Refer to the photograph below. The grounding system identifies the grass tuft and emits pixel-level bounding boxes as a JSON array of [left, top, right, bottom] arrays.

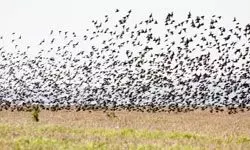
[[31, 106, 40, 122]]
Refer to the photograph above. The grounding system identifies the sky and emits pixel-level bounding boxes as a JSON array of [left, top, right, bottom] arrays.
[[0, 0, 250, 43], [0, 0, 249, 104]]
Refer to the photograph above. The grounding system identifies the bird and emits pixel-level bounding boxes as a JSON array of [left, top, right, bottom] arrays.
[[0, 11, 249, 114]]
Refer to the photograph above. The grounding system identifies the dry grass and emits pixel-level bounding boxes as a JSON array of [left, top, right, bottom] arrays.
[[0, 110, 249, 150]]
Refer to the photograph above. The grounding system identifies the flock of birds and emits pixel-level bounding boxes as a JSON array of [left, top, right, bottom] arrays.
[[0, 10, 250, 114]]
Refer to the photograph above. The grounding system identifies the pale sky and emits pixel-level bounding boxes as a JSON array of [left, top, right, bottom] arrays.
[[0, 0, 250, 42], [0, 0, 249, 104]]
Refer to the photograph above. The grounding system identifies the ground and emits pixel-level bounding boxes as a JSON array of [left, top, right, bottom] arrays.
[[0, 110, 249, 150]]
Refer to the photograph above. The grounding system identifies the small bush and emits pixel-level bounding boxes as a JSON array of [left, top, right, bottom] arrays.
[[106, 112, 118, 119], [32, 106, 40, 122]]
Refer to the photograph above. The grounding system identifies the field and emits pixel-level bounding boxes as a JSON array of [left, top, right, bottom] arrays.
[[0, 110, 249, 150]]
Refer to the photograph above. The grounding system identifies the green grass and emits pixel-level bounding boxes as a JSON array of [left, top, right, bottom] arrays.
[[0, 124, 249, 150], [0, 111, 249, 150]]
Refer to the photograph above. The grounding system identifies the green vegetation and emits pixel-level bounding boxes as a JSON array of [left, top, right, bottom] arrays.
[[31, 106, 40, 122], [0, 111, 249, 150]]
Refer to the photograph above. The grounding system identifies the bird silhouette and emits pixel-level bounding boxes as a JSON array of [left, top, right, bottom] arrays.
[[0, 10, 249, 114]]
